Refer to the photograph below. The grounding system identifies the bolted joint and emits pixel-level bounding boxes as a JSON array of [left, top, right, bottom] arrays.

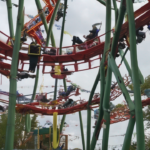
[[38, 9, 43, 14]]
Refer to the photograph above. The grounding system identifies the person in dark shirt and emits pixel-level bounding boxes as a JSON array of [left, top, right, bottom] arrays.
[[72, 26, 99, 45], [17, 72, 36, 80], [0, 105, 5, 112]]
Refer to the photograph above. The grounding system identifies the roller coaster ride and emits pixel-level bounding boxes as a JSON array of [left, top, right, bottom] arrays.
[[0, 0, 150, 149]]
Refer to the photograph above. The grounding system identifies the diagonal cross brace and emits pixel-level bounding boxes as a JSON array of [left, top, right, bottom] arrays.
[[119, 49, 144, 84], [108, 54, 135, 115]]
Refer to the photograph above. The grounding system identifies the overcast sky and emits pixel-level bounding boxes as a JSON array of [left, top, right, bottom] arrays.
[[0, 0, 149, 149]]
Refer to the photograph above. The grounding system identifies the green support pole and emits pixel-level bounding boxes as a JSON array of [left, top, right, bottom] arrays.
[[51, 31, 56, 48], [88, 69, 100, 105], [31, 66, 39, 101], [59, 0, 68, 55], [21, 8, 24, 31], [5, 1, 24, 150], [40, 0, 60, 100], [59, 78, 67, 135], [119, 49, 144, 84], [119, 48, 132, 78], [6, 0, 14, 39], [97, 0, 114, 10], [46, 0, 61, 47], [63, 79, 67, 92], [86, 70, 100, 150], [101, 0, 126, 149], [97, 0, 106, 6], [58, 75, 67, 145], [35, 0, 48, 32], [122, 116, 135, 150], [58, 0, 68, 136], [108, 56, 135, 113], [90, 70, 104, 150], [126, 0, 145, 149], [102, 64, 112, 150], [112, 0, 118, 24], [35, 0, 56, 47], [79, 111, 85, 150], [59, 115, 66, 134], [110, 0, 126, 57], [53, 79, 58, 100], [90, 0, 111, 149], [25, 114, 31, 133], [86, 109, 91, 150], [35, 0, 57, 100]]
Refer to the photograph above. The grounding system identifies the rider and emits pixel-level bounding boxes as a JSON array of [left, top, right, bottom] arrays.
[[72, 25, 100, 45], [59, 85, 76, 97], [17, 72, 36, 80]]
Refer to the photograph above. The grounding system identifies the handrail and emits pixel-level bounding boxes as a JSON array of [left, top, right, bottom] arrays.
[[1, 7, 150, 62]]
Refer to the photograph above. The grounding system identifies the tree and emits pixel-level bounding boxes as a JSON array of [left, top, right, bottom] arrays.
[[0, 113, 38, 149], [130, 142, 137, 150], [128, 75, 150, 94]]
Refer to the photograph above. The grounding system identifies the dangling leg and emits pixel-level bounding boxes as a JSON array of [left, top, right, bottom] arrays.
[[72, 36, 76, 45], [76, 37, 83, 44]]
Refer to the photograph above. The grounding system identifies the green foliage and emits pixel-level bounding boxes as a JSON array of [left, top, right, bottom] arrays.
[[143, 105, 150, 129], [0, 113, 38, 149], [129, 104, 150, 149], [141, 75, 150, 94], [130, 142, 137, 150], [112, 103, 124, 112], [128, 84, 134, 91], [115, 103, 124, 108], [128, 75, 150, 94], [0, 114, 7, 149], [109, 102, 115, 111]]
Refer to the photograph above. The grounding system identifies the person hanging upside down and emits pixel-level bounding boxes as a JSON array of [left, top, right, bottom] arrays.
[[58, 99, 75, 109], [72, 25, 100, 45], [17, 72, 36, 80], [0, 105, 5, 112], [59, 85, 76, 97], [21, 28, 27, 42]]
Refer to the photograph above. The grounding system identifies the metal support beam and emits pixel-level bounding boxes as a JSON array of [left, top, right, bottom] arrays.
[[110, 0, 126, 57], [5, 1, 24, 149], [46, 0, 61, 47], [122, 116, 135, 150], [59, 79, 67, 134], [126, 0, 145, 149], [86, 109, 91, 150], [6, 0, 14, 39], [87, 69, 100, 150], [112, 0, 118, 24], [108, 55, 135, 113], [31, 66, 39, 102], [60, 115, 66, 134], [119, 48, 132, 78], [25, 114, 31, 133], [59, 78, 67, 135], [79, 111, 85, 150], [101, 0, 126, 149], [35, 0, 56, 47], [91, 0, 111, 149], [102, 65, 112, 150], [35, 0, 48, 32], [97, 0, 106, 6], [119, 49, 144, 84], [53, 79, 58, 100], [59, 0, 68, 55]]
